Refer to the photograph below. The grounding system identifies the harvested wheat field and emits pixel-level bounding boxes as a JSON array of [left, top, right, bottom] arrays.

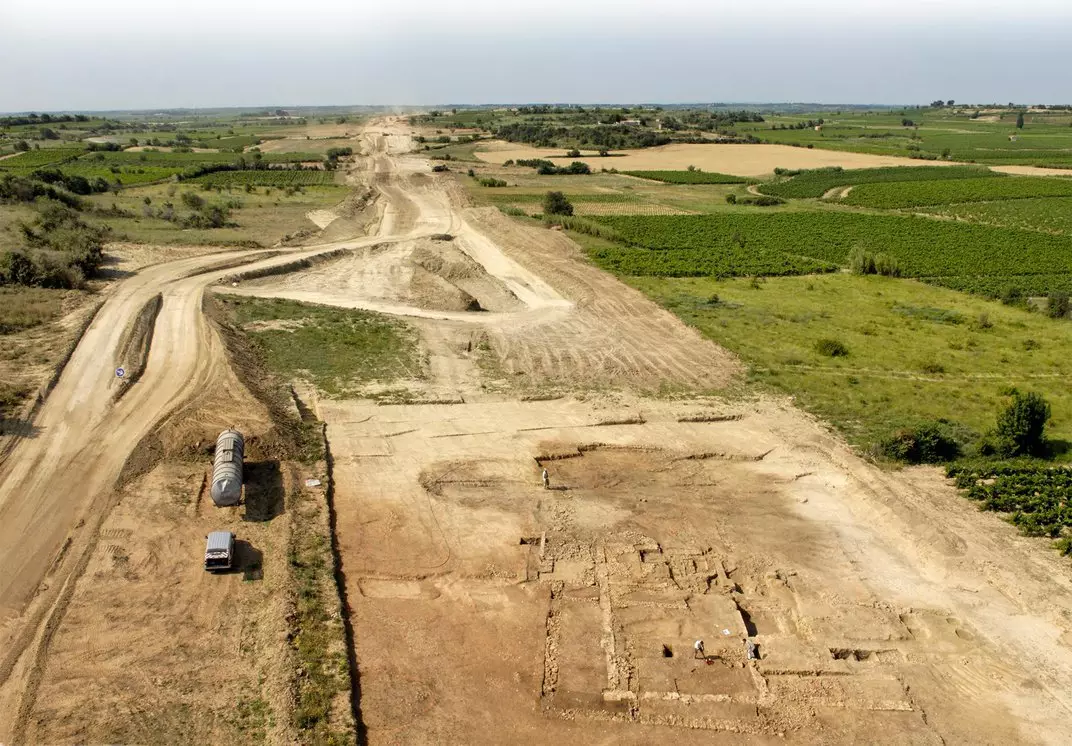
[[475, 142, 960, 178]]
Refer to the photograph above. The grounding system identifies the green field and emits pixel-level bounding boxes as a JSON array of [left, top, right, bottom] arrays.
[[758, 165, 1001, 199], [0, 148, 85, 169], [919, 197, 1072, 235], [192, 170, 337, 187], [844, 176, 1072, 209], [623, 170, 749, 185], [590, 212, 1072, 282], [216, 295, 422, 394], [627, 273, 1072, 452]]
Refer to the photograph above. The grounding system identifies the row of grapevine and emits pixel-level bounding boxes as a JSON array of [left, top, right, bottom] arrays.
[[192, 170, 337, 186], [947, 462, 1072, 545], [844, 176, 1072, 209], [919, 197, 1072, 235], [758, 165, 1000, 198], [590, 212, 1072, 282], [0, 148, 85, 169], [623, 170, 748, 185]]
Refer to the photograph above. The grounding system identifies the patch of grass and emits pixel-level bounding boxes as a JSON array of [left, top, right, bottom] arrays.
[[627, 273, 1072, 453], [288, 490, 352, 745], [85, 183, 347, 247], [0, 286, 74, 333], [217, 296, 422, 395]]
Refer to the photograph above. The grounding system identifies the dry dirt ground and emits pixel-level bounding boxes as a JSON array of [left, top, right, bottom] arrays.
[[2, 117, 1072, 745], [474, 141, 960, 177], [240, 120, 1072, 743]]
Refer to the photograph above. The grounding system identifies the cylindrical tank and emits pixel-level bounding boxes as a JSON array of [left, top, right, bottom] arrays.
[[211, 429, 244, 507]]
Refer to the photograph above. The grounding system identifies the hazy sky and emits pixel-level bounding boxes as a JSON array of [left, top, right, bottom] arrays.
[[2, 0, 1070, 111]]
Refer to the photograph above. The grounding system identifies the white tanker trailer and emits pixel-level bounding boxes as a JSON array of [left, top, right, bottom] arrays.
[[211, 429, 244, 507]]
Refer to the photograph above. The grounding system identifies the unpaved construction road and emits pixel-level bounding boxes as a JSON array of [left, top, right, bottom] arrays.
[[2, 118, 1072, 744]]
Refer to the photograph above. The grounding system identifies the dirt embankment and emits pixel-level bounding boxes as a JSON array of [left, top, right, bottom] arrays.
[[113, 294, 162, 401]]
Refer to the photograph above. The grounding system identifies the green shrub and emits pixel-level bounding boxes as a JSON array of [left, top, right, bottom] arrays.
[[543, 191, 573, 217], [814, 338, 848, 357], [992, 389, 1051, 457], [880, 422, 960, 463]]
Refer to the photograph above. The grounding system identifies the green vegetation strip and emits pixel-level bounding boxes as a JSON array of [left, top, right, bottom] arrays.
[[844, 176, 1072, 209], [623, 170, 749, 185], [758, 165, 1000, 199], [919, 197, 1072, 236], [218, 296, 421, 394], [590, 213, 1072, 280], [193, 170, 336, 187], [0, 148, 85, 169], [948, 463, 1072, 550], [626, 273, 1072, 452]]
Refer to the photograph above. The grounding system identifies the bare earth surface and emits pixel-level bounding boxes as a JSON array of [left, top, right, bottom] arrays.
[[1, 118, 1071, 744], [475, 142, 959, 177], [991, 165, 1072, 177]]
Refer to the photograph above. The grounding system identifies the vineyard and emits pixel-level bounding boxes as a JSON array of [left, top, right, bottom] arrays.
[[590, 212, 1072, 283], [947, 462, 1072, 548], [925, 273, 1072, 299], [623, 170, 749, 184], [919, 197, 1072, 236], [192, 170, 337, 187], [0, 148, 85, 169], [758, 165, 1000, 199], [586, 241, 833, 277], [83, 150, 319, 166], [844, 176, 1072, 209]]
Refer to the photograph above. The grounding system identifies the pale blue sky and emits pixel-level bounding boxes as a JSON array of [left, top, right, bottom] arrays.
[[1, 0, 1069, 111]]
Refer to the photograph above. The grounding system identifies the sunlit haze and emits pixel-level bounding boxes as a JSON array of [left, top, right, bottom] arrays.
[[2, 0, 1071, 111]]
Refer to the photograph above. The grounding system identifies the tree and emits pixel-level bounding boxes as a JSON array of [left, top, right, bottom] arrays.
[[1016, 112, 1025, 129], [994, 390, 1051, 457], [14, 140, 30, 152], [542, 191, 573, 217], [947, 100, 955, 106]]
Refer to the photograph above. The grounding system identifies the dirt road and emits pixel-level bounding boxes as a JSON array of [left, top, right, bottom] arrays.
[[0, 230, 412, 738]]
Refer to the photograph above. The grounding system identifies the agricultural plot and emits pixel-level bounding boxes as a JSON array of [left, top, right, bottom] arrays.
[[80, 150, 320, 167], [623, 170, 749, 184], [0, 148, 85, 169], [919, 197, 1072, 235], [192, 170, 336, 187], [844, 176, 1072, 209], [759, 166, 999, 199], [948, 463, 1072, 547], [625, 272, 1072, 451], [47, 164, 182, 186], [924, 273, 1072, 299], [590, 213, 1072, 286]]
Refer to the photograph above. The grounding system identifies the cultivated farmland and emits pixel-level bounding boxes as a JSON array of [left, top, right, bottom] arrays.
[[623, 170, 749, 184], [843, 175, 1072, 209], [590, 212, 1072, 282], [192, 169, 337, 187], [758, 165, 1001, 199]]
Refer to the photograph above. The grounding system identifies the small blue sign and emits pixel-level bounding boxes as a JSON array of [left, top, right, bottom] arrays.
[[116, 367, 126, 378]]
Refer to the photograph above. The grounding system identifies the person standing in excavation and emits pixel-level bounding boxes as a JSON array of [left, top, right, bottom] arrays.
[[542, 468, 550, 489], [694, 639, 705, 659]]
